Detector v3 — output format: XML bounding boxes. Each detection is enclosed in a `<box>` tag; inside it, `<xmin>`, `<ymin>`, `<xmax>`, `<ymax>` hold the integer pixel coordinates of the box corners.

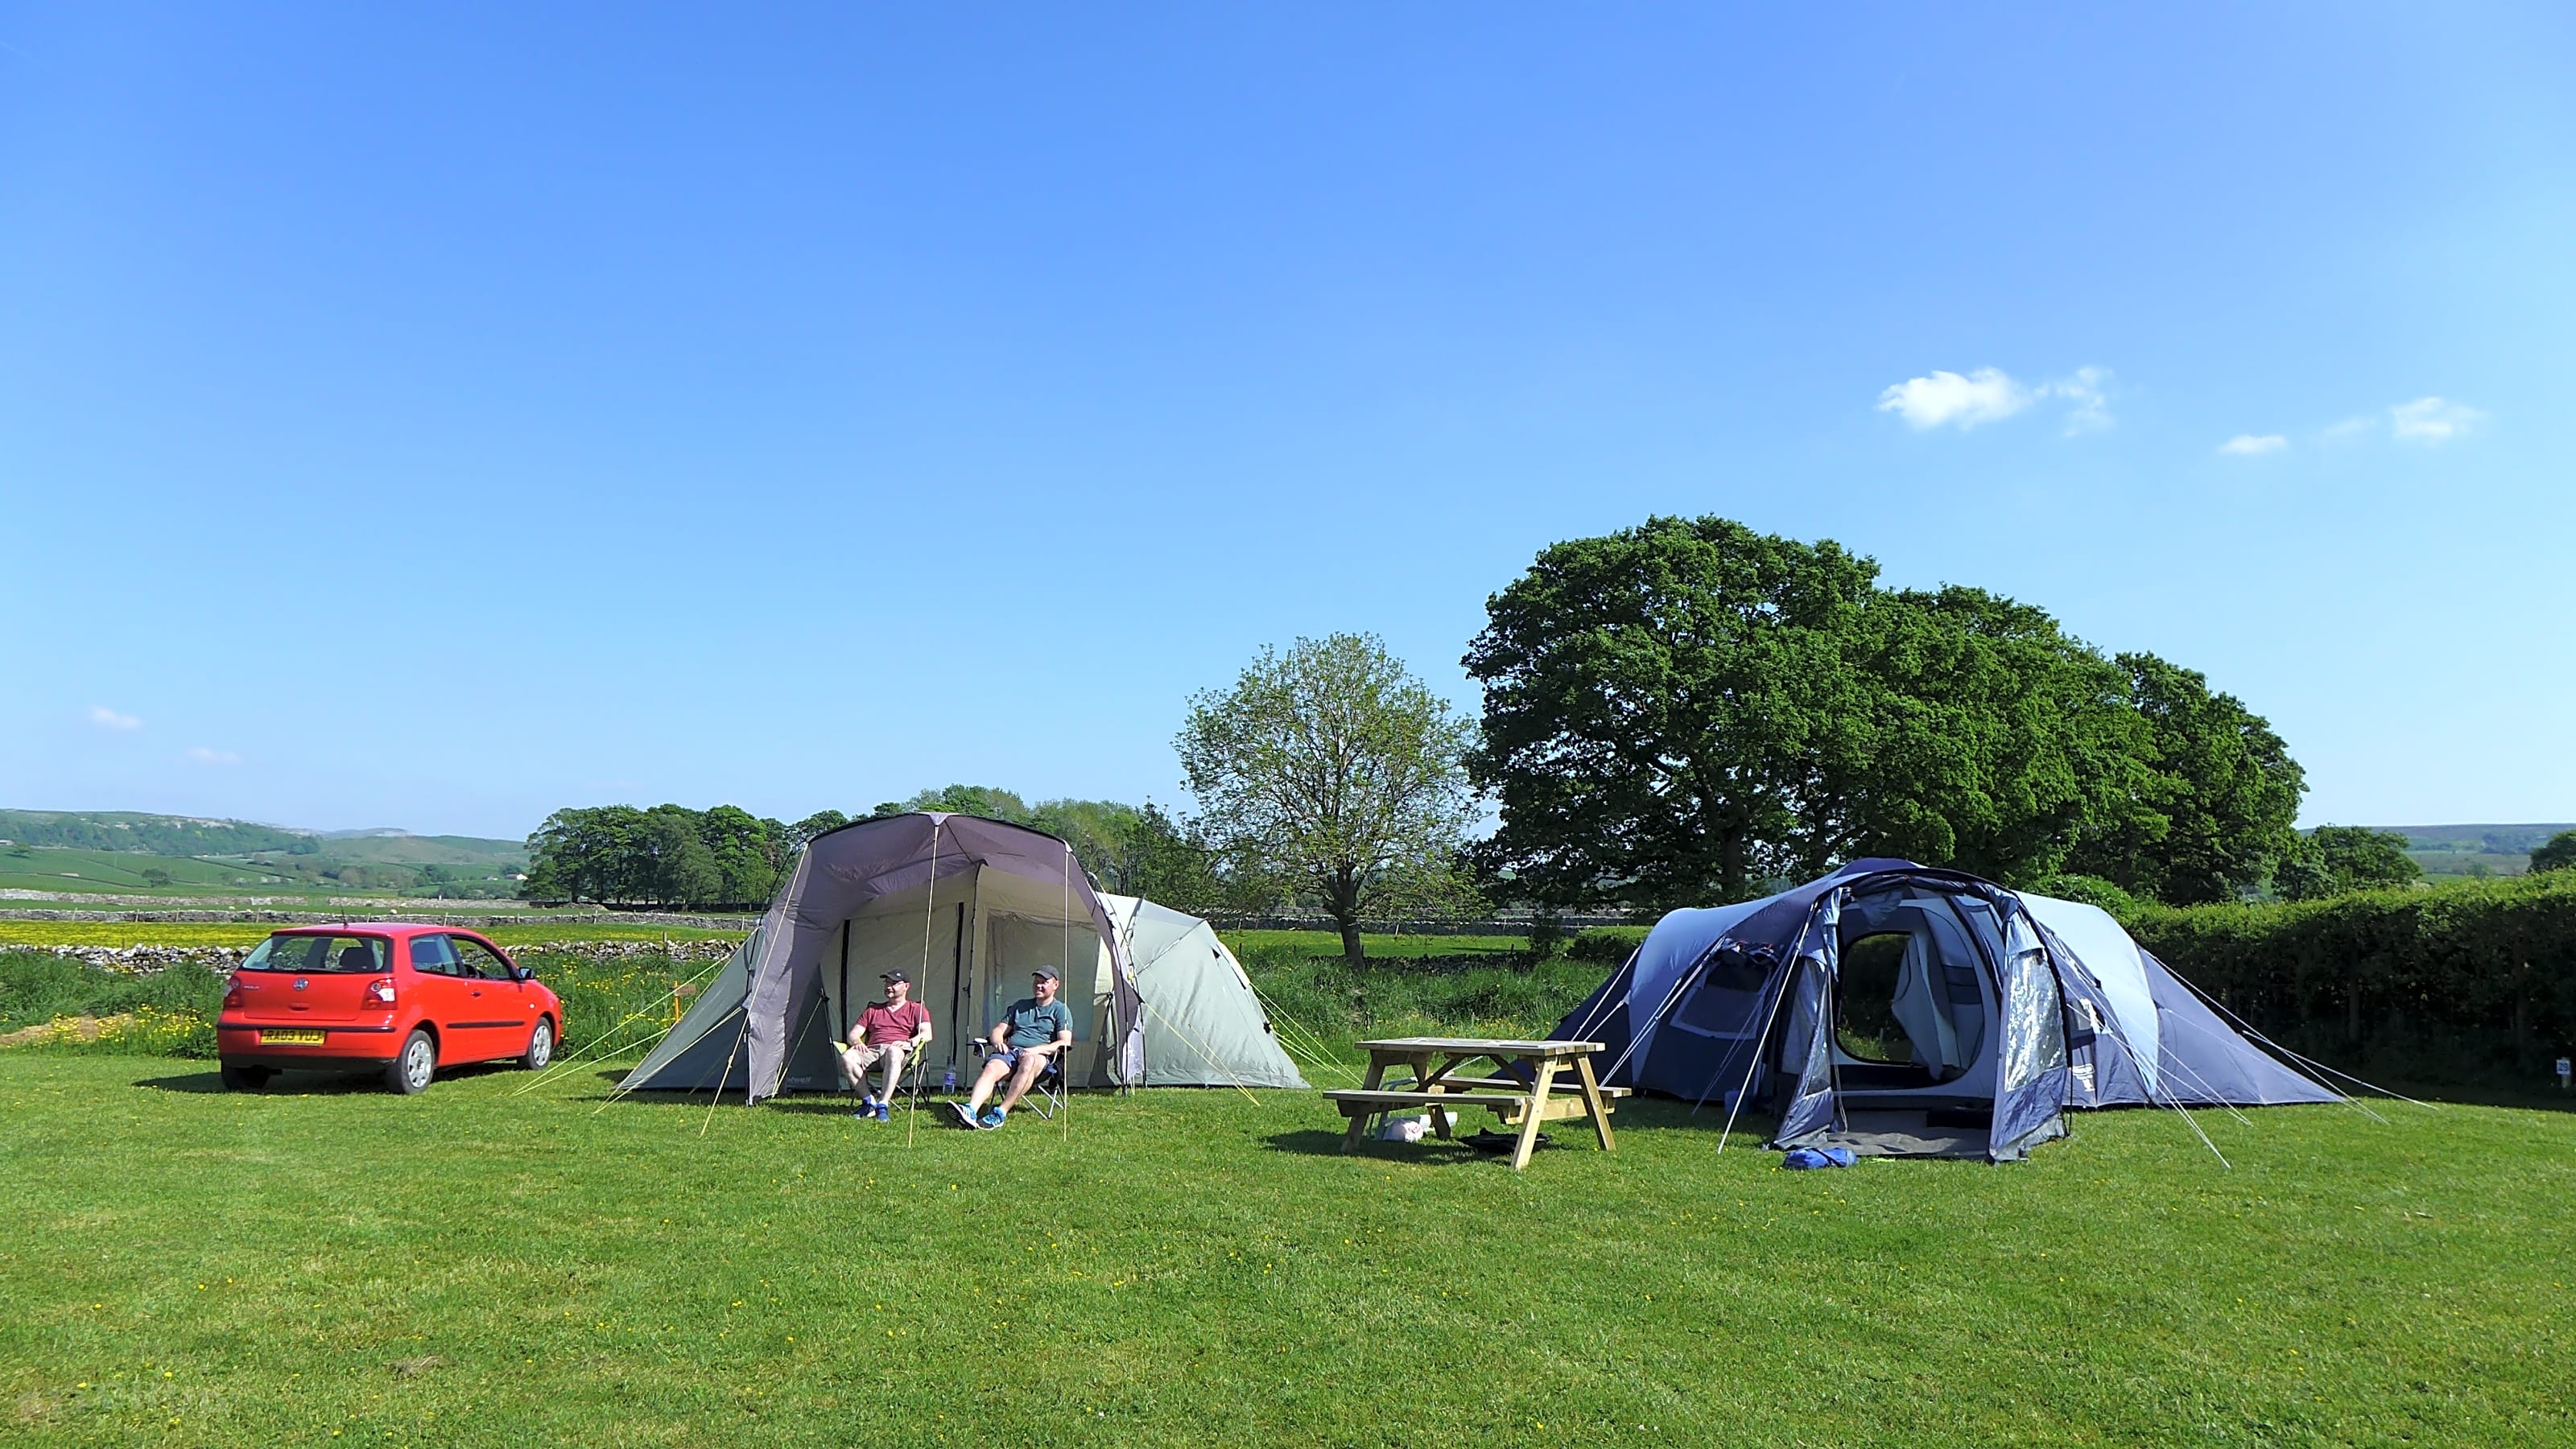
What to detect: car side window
<box><xmin>408</xmin><ymin>935</ymin><xmax>461</xmax><ymax>976</ymax></box>
<box><xmin>453</xmin><ymin>938</ymin><xmax>512</xmax><ymax>980</ymax></box>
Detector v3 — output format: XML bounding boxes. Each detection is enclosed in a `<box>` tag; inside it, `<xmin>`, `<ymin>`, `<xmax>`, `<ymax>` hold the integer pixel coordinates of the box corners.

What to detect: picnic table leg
<box><xmin>1575</xmin><ymin>1055</ymin><xmax>1616</xmax><ymax>1153</ymax></box>
<box><xmin>1509</xmin><ymin>1060</ymin><xmax>1558</xmax><ymax>1170</ymax></box>
<box><xmin>1419</xmin><ymin>1054</ymin><xmax>1455</xmax><ymax>1139</ymax></box>
<box><xmin>1340</xmin><ymin>1056</ymin><xmax>1389</xmax><ymax>1153</ymax></box>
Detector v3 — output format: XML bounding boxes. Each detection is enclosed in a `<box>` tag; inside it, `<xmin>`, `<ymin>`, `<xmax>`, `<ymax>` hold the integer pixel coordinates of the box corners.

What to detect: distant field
<box><xmin>2386</xmin><ymin>822</ymin><xmax>2575</xmax><ymax>878</ymax></box>
<box><xmin>0</xmin><ymin>920</ymin><xmax>749</xmax><ymax>950</ymax></box>
<box><xmin>0</xmin><ymin>846</ymin><xmax>312</xmax><ymax>895</ymax></box>
<box><xmin>1219</xmin><ymin>929</ymin><xmax>1525</xmax><ymax>960</ymax></box>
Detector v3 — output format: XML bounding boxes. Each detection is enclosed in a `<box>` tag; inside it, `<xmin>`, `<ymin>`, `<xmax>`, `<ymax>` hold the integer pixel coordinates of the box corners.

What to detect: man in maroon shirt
<box><xmin>840</xmin><ymin>970</ymin><xmax>933</xmax><ymax>1121</ymax></box>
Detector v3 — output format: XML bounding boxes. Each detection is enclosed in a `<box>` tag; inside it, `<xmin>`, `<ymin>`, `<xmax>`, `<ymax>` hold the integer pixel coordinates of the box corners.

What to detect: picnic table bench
<box><xmin>1323</xmin><ymin>1037</ymin><xmax>1622</xmax><ymax>1170</ymax></box>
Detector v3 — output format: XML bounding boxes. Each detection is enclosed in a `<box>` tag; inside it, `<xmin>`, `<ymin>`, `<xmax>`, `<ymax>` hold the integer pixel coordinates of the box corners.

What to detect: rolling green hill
<box><xmin>0</xmin><ymin>809</ymin><xmax>526</xmax><ymax>900</ymax></box>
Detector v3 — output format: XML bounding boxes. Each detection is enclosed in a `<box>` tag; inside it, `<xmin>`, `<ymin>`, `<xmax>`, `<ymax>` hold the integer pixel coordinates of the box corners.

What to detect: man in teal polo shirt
<box><xmin>951</xmin><ymin>967</ymin><xmax>1075</xmax><ymax>1130</ymax></box>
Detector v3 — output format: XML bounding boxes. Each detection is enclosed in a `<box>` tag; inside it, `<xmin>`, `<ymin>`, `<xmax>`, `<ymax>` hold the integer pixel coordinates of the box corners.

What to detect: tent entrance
<box><xmin>1827</xmin><ymin>891</ymin><xmax>2003</xmax><ymax>1104</ymax></box>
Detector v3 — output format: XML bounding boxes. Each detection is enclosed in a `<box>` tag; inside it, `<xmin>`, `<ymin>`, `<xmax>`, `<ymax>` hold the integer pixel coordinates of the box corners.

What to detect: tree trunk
<box><xmin>1720</xmin><ymin>829</ymin><xmax>1746</xmax><ymax>899</ymax></box>
<box><xmin>1327</xmin><ymin>868</ymin><xmax>1367</xmax><ymax>966</ymax></box>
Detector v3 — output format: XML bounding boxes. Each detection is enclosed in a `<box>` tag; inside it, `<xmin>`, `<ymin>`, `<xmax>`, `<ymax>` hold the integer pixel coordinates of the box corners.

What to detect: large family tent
<box><xmin>619</xmin><ymin>814</ymin><xmax>1307</xmax><ymax>1097</ymax></box>
<box><xmin>622</xmin><ymin>813</ymin><xmax>1140</xmax><ymax>1099</ymax></box>
<box><xmin>1100</xmin><ymin>894</ymin><xmax>1307</xmax><ymax>1090</ymax></box>
<box><xmin>1551</xmin><ymin>858</ymin><xmax>2338</xmax><ymax>1160</ymax></box>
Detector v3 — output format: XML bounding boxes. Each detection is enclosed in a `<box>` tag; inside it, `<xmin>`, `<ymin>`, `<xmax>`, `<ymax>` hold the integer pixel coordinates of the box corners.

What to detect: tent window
<box><xmin>1835</xmin><ymin>932</ymin><xmax>1917</xmax><ymax>1064</ymax></box>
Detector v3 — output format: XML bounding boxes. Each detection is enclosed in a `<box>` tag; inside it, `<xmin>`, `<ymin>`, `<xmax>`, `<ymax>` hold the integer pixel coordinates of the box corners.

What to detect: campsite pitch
<box><xmin>2</xmin><ymin>1056</ymin><xmax>2569</xmax><ymax>1447</ymax></box>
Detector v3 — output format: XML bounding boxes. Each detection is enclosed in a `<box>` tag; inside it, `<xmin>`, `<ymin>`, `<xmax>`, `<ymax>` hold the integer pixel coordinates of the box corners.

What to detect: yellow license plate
<box><xmin>258</xmin><ymin>1029</ymin><xmax>326</xmax><ymax>1045</ymax></box>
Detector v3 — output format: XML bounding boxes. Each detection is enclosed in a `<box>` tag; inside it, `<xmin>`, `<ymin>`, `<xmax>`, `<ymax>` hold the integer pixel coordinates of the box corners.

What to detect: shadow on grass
<box><xmin>1259</xmin><ymin>1127</ymin><xmax>1504</xmax><ymax>1166</ymax></box>
<box><xmin>133</xmin><ymin>1061</ymin><xmax>524</xmax><ymax>1096</ymax></box>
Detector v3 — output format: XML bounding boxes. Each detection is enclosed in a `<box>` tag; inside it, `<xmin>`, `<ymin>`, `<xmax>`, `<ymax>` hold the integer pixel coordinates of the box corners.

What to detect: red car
<box><xmin>217</xmin><ymin>924</ymin><xmax>563</xmax><ymax>1093</ymax></box>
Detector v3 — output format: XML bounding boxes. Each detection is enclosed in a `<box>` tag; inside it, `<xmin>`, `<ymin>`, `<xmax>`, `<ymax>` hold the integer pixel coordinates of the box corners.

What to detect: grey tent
<box><xmin>622</xmin><ymin>813</ymin><xmax>1141</xmax><ymax>1098</ymax></box>
<box><xmin>1100</xmin><ymin>893</ymin><xmax>1307</xmax><ymax>1089</ymax></box>
<box><xmin>621</xmin><ymin>815</ymin><xmax>1307</xmax><ymax>1096</ymax></box>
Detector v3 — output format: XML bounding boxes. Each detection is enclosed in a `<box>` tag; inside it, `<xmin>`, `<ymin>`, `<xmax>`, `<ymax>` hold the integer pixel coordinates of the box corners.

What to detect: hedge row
<box><xmin>1567</xmin><ymin>926</ymin><xmax>1650</xmax><ymax>964</ymax></box>
<box><xmin>2124</xmin><ymin>872</ymin><xmax>2576</xmax><ymax>1084</ymax></box>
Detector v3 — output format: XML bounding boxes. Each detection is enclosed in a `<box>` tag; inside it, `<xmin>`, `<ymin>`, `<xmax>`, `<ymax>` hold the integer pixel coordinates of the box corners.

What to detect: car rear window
<box><xmin>241</xmin><ymin>934</ymin><xmax>389</xmax><ymax>974</ymax></box>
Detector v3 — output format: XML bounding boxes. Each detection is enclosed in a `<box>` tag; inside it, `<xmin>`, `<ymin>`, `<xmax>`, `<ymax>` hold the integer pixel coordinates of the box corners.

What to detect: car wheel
<box><xmin>519</xmin><ymin>1018</ymin><xmax>555</xmax><ymax>1071</ymax></box>
<box><xmin>386</xmin><ymin>1030</ymin><xmax>437</xmax><ymax>1095</ymax></box>
<box><xmin>220</xmin><ymin>1064</ymin><xmax>272</xmax><ymax>1091</ymax></box>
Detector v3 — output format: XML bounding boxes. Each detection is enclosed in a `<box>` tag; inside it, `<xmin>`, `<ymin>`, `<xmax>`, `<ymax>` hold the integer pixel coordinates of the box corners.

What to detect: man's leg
<box><xmin>875</xmin><ymin>1042</ymin><xmax>910</xmax><ymax>1104</ymax></box>
<box><xmin>839</xmin><ymin>1043</ymin><xmax>878</xmax><ymax>1094</ymax></box>
<box><xmin>996</xmin><ymin>1050</ymin><xmax>1051</xmax><ymax>1113</ymax></box>
<box><xmin>964</xmin><ymin>1054</ymin><xmax>1014</xmax><ymax>1113</ymax></box>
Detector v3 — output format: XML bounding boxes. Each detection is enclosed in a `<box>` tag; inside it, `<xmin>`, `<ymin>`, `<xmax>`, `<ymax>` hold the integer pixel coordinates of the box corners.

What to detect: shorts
<box><xmin>842</xmin><ymin>1039</ymin><xmax>910</xmax><ymax>1073</ymax></box>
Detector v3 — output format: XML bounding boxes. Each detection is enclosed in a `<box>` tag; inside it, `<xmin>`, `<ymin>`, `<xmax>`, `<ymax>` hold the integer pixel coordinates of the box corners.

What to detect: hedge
<box><xmin>1567</xmin><ymin>926</ymin><xmax>1649</xmax><ymax>964</ymax></box>
<box><xmin>2126</xmin><ymin>872</ymin><xmax>2576</xmax><ymax>1088</ymax></box>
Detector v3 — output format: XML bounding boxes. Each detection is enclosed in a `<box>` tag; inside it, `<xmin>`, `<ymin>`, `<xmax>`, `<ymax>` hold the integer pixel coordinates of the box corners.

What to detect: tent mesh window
<box><xmin>1835</xmin><ymin>932</ymin><xmax>1918</xmax><ymax>1065</ymax></box>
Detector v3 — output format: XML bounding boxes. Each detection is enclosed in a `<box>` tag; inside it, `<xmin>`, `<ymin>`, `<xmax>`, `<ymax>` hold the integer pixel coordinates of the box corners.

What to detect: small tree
<box><xmin>1179</xmin><ymin>634</ymin><xmax>1479</xmax><ymax>964</ymax></box>
<box><xmin>2277</xmin><ymin>825</ymin><xmax>2421</xmax><ymax>900</ymax></box>
<box><xmin>2529</xmin><ymin>830</ymin><xmax>2576</xmax><ymax>875</ymax></box>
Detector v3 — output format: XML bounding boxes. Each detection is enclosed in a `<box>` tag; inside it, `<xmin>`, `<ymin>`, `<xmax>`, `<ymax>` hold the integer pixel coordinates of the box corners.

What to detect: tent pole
<box><xmin>1062</xmin><ymin>842</ymin><xmax>1073</xmax><ymax>1143</ymax></box>
<box><xmin>700</xmin><ymin>1013</ymin><xmax>749</xmax><ymax>1137</ymax></box>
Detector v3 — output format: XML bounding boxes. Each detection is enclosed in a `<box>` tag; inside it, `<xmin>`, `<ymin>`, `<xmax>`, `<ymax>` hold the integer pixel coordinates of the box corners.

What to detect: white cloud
<box><xmin>185</xmin><ymin>747</ymin><xmax>242</xmax><ymax>766</ymax></box>
<box><xmin>1877</xmin><ymin>365</ymin><xmax>2112</xmax><ymax>432</ymax></box>
<box><xmin>1876</xmin><ymin>368</ymin><xmax>2031</xmax><ymax>429</ymax></box>
<box><xmin>87</xmin><ymin>705</ymin><xmax>141</xmax><ymax>731</ymax></box>
<box><xmin>2219</xmin><ymin>434</ymin><xmax>2287</xmax><ymax>456</ymax></box>
<box><xmin>2390</xmin><ymin>396</ymin><xmax>2483</xmax><ymax>444</ymax></box>
<box><xmin>2041</xmin><ymin>365</ymin><xmax>2113</xmax><ymax>433</ymax></box>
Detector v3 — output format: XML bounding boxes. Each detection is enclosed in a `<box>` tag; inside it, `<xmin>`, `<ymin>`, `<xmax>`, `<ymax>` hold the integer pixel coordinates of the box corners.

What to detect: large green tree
<box><xmin>1467</xmin><ymin>515</ymin><xmax>2299</xmax><ymax>907</ymax></box>
<box><xmin>2062</xmin><ymin>653</ymin><xmax>2306</xmax><ymax>903</ymax></box>
<box><xmin>1179</xmin><ymin>634</ymin><xmax>1479</xmax><ymax>964</ymax></box>
<box><xmin>1465</xmin><ymin>517</ymin><xmax>1876</xmax><ymax>906</ymax></box>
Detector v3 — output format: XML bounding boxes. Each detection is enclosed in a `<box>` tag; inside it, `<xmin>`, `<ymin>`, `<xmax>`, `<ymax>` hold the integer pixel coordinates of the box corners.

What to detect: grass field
<box><xmin>0</xmin><ymin>922</ymin><xmax>748</xmax><ymax>951</ymax></box>
<box><xmin>1</xmin><ymin>1054</ymin><xmax>2570</xmax><ymax>1447</ymax></box>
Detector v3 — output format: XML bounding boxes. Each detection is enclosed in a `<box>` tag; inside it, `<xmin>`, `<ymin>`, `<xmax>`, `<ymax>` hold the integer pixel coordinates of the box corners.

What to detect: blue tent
<box><xmin>1552</xmin><ymin>860</ymin><xmax>2336</xmax><ymax>1160</ymax></box>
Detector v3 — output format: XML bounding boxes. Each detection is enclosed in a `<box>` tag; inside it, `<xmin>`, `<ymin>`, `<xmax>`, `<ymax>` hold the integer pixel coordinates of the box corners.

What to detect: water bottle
<box><xmin>941</xmin><ymin>1066</ymin><xmax>957</xmax><ymax>1093</ymax></box>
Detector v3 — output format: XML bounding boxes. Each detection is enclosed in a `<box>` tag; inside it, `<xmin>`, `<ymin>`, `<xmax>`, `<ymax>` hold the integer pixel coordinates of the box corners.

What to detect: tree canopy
<box><xmin>1467</xmin><ymin>515</ymin><xmax>2308</xmax><ymax>907</ymax></box>
<box><xmin>2530</xmin><ymin>830</ymin><xmax>2576</xmax><ymax>875</ymax></box>
<box><xmin>2062</xmin><ymin>653</ymin><xmax>2306</xmax><ymax>904</ymax></box>
<box><xmin>1179</xmin><ymin>633</ymin><xmax>1479</xmax><ymax>963</ymax></box>
<box><xmin>2276</xmin><ymin>825</ymin><xmax>2423</xmax><ymax>900</ymax></box>
<box><xmin>520</xmin><ymin>803</ymin><xmax>791</xmax><ymax>910</ymax></box>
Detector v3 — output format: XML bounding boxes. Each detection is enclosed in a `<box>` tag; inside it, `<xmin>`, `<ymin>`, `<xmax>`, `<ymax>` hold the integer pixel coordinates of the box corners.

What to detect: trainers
<box><xmin>873</xmin><ymin>1102</ymin><xmax>891</xmax><ymax>1122</ymax></box>
<box><xmin>947</xmin><ymin>1101</ymin><xmax>980</xmax><ymax>1129</ymax></box>
<box><xmin>978</xmin><ymin>1108</ymin><xmax>1007</xmax><ymax>1130</ymax></box>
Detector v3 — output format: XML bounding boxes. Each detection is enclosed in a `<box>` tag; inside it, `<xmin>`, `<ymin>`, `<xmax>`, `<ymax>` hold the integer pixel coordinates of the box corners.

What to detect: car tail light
<box><xmin>365</xmin><ymin>976</ymin><xmax>397</xmax><ymax>1008</ymax></box>
<box><xmin>222</xmin><ymin>977</ymin><xmax>242</xmax><ymax>1009</ymax></box>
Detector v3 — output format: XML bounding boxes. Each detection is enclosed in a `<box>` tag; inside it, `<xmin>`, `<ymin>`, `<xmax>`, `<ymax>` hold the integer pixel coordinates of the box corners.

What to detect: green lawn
<box><xmin>2</xmin><ymin>1055</ymin><xmax>2569</xmax><ymax>1447</ymax></box>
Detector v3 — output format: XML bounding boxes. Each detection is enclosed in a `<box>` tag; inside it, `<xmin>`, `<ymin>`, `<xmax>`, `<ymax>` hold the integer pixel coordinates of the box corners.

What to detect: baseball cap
<box><xmin>881</xmin><ymin>969</ymin><xmax>910</xmax><ymax>985</ymax></box>
<box><xmin>1031</xmin><ymin>965</ymin><xmax>1060</xmax><ymax>982</ymax></box>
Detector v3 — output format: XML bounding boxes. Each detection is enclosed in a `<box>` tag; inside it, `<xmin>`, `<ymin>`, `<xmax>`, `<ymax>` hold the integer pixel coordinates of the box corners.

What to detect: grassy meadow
<box><xmin>6</xmin><ymin>924</ymin><xmax>2570</xmax><ymax>1444</ymax></box>
<box><xmin>2</xmin><ymin>1052</ymin><xmax>2570</xmax><ymax>1447</ymax></box>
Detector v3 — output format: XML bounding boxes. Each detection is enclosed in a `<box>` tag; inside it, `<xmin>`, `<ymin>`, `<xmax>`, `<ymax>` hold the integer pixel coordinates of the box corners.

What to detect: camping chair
<box><xmin>840</xmin><ymin>1038</ymin><xmax>934</xmax><ymax>1116</ymax></box>
<box><xmin>968</xmin><ymin>1038</ymin><xmax>1067</xmax><ymax>1121</ymax></box>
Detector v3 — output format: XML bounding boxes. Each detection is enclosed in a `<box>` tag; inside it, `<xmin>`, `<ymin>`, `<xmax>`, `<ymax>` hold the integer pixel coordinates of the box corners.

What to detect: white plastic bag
<box><xmin>1377</xmin><ymin>1109</ymin><xmax>1455</xmax><ymax>1142</ymax></box>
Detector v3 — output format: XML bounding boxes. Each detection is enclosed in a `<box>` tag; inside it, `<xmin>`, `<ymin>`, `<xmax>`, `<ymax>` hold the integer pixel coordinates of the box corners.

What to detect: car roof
<box><xmin>270</xmin><ymin>923</ymin><xmax>494</xmax><ymax>936</ymax></box>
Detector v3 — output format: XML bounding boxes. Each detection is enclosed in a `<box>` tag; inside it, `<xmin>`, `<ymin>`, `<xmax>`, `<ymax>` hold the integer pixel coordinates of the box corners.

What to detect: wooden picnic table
<box><xmin>1323</xmin><ymin>1037</ymin><xmax>1622</xmax><ymax>1170</ymax></box>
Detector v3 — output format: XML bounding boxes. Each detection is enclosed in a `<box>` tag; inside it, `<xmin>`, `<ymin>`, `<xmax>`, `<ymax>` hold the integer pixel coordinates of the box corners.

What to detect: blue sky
<box><xmin>4</xmin><ymin>5</ymin><xmax>2571</xmax><ymax>839</ymax></box>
